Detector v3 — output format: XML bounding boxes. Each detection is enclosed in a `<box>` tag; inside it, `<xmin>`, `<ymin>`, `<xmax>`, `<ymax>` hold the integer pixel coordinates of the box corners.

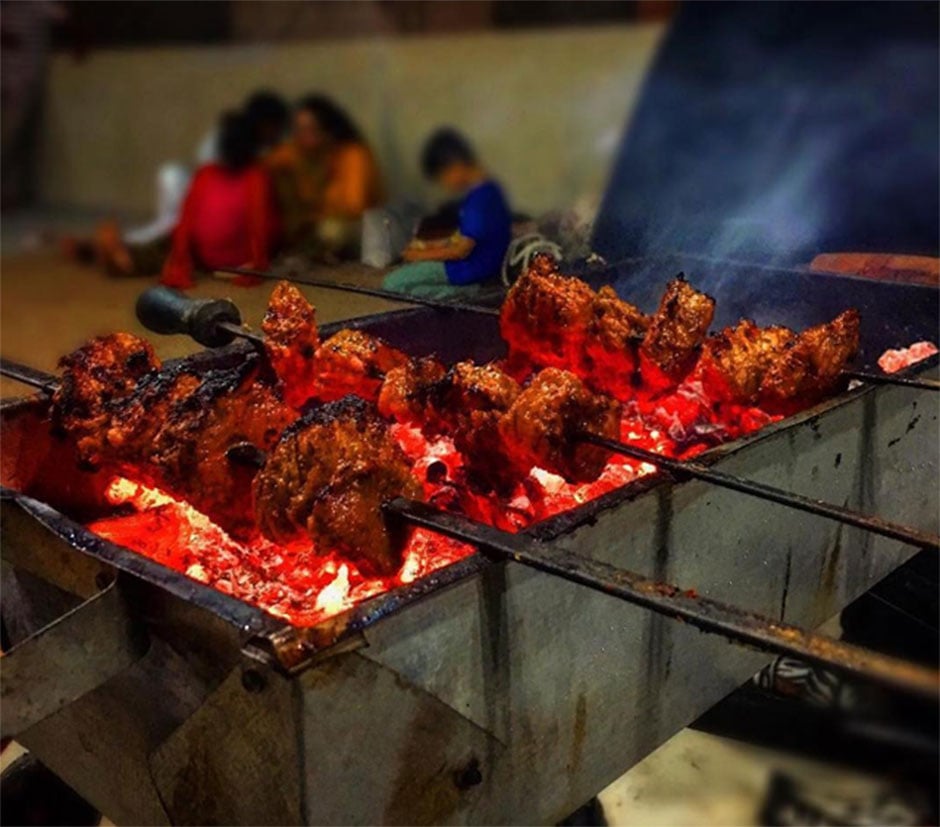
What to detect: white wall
<box><xmin>39</xmin><ymin>24</ymin><xmax>664</xmax><ymax>215</ymax></box>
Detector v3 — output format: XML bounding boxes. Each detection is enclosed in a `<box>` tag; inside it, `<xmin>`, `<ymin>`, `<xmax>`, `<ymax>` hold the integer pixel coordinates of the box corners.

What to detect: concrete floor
<box><xmin>0</xmin><ymin>229</ymin><xmax>897</xmax><ymax>826</ymax></box>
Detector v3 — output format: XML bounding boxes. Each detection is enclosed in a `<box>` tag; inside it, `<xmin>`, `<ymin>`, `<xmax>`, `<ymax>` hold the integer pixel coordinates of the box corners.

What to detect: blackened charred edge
<box><xmin>287</xmin><ymin>394</ymin><xmax>379</xmax><ymax>437</ymax></box>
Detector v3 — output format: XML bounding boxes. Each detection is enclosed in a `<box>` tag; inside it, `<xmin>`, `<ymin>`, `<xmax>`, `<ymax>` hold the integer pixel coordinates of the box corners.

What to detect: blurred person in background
<box><xmin>266</xmin><ymin>94</ymin><xmax>384</xmax><ymax>261</ymax></box>
<box><xmin>383</xmin><ymin>128</ymin><xmax>511</xmax><ymax>299</ymax></box>
<box><xmin>158</xmin><ymin>111</ymin><xmax>278</xmax><ymax>288</ymax></box>
<box><xmin>62</xmin><ymin>90</ymin><xmax>288</xmax><ymax>274</ymax></box>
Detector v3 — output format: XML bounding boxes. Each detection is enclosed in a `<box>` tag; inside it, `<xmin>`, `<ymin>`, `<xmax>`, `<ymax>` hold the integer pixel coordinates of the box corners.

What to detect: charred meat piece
<box><xmin>500</xmin><ymin>254</ymin><xmax>595</xmax><ymax>373</ymax></box>
<box><xmin>639</xmin><ymin>277</ymin><xmax>715</xmax><ymax>394</ymax></box>
<box><xmin>698</xmin><ymin>320</ymin><xmax>797</xmax><ymax>405</ymax></box>
<box><xmin>253</xmin><ymin>397</ymin><xmax>422</xmax><ymax>575</ymax></box>
<box><xmin>261</xmin><ymin>281</ymin><xmax>319</xmax><ymax>408</ymax></box>
<box><xmin>313</xmin><ymin>329</ymin><xmax>410</xmax><ymax>403</ymax></box>
<box><xmin>760</xmin><ymin>309</ymin><xmax>860</xmax><ymax>412</ymax></box>
<box><xmin>432</xmin><ymin>361</ymin><xmax>522</xmax><ymax>493</ymax></box>
<box><xmin>148</xmin><ymin>362</ymin><xmax>294</xmax><ymax>538</ymax></box>
<box><xmin>583</xmin><ymin>285</ymin><xmax>649</xmax><ymax>400</ymax></box>
<box><xmin>500</xmin><ymin>368</ymin><xmax>621</xmax><ymax>483</ymax></box>
<box><xmin>377</xmin><ymin>356</ymin><xmax>447</xmax><ymax>425</ymax></box>
<box><xmin>52</xmin><ymin>333</ymin><xmax>161</xmax><ymax>465</ymax></box>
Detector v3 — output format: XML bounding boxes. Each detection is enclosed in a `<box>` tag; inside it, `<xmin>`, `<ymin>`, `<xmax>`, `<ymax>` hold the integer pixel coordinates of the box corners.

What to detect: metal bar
<box><xmin>386</xmin><ymin>498</ymin><xmax>939</xmax><ymax>700</ymax></box>
<box><xmin>216</xmin><ymin>320</ymin><xmax>267</xmax><ymax>349</ymax></box>
<box><xmin>215</xmin><ymin>266</ymin><xmax>501</xmax><ymax>316</ymax></box>
<box><xmin>581</xmin><ymin>433</ymin><xmax>940</xmax><ymax>551</ymax></box>
<box><xmin>0</xmin><ymin>358</ymin><xmax>58</xmax><ymax>394</ymax></box>
<box><xmin>843</xmin><ymin>368</ymin><xmax>939</xmax><ymax>392</ymax></box>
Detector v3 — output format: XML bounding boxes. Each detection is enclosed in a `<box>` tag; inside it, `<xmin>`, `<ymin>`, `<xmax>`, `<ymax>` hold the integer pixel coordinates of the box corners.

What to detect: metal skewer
<box><xmin>0</xmin><ymin>358</ymin><xmax>59</xmax><ymax>395</ymax></box>
<box><xmin>216</xmin><ymin>265</ymin><xmax>501</xmax><ymax>316</ymax></box>
<box><xmin>580</xmin><ymin>432</ymin><xmax>940</xmax><ymax>551</ymax></box>
<box><xmin>387</xmin><ymin>498</ymin><xmax>940</xmax><ymax>700</ymax></box>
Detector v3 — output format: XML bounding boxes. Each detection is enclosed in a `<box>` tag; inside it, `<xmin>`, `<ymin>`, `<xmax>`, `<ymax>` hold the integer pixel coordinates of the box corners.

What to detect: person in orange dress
<box><xmin>266</xmin><ymin>95</ymin><xmax>383</xmax><ymax>259</ymax></box>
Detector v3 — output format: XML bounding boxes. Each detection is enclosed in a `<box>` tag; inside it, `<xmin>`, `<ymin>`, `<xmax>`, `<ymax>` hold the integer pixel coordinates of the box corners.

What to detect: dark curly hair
<box><xmin>297</xmin><ymin>95</ymin><xmax>362</xmax><ymax>143</ymax></box>
<box><xmin>421</xmin><ymin>128</ymin><xmax>476</xmax><ymax>179</ymax></box>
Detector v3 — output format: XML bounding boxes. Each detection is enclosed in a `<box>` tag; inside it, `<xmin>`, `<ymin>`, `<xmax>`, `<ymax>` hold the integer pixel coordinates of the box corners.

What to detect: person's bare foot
<box><xmin>94</xmin><ymin>220</ymin><xmax>134</xmax><ymax>275</ymax></box>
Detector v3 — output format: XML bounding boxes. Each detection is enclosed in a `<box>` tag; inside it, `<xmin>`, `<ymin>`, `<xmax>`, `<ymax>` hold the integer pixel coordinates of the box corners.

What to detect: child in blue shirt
<box><xmin>383</xmin><ymin>129</ymin><xmax>511</xmax><ymax>299</ymax></box>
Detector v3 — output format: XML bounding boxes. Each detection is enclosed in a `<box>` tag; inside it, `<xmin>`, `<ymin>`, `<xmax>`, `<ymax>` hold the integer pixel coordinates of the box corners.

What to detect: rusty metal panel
<box><xmin>346</xmin><ymin>378</ymin><xmax>937</xmax><ymax>824</ymax></box>
<box><xmin>299</xmin><ymin>653</ymin><xmax>504</xmax><ymax>825</ymax></box>
<box><xmin>150</xmin><ymin>667</ymin><xmax>303</xmax><ymax>826</ymax></box>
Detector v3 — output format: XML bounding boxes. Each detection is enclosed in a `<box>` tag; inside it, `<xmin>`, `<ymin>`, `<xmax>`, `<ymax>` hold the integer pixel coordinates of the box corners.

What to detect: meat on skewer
<box><xmin>697</xmin><ymin>311</ymin><xmax>861</xmax><ymax>412</ymax></box>
<box><xmin>500</xmin><ymin>367</ymin><xmax>621</xmax><ymax>483</ymax></box>
<box><xmin>639</xmin><ymin>276</ymin><xmax>715</xmax><ymax>395</ymax></box>
<box><xmin>500</xmin><ymin>253</ymin><xmax>595</xmax><ymax>374</ymax></box>
<box><xmin>759</xmin><ymin>309</ymin><xmax>860</xmax><ymax>412</ymax></box>
<box><xmin>377</xmin><ymin>355</ymin><xmax>447</xmax><ymax>425</ymax></box>
<box><xmin>430</xmin><ymin>361</ymin><xmax>522</xmax><ymax>493</ymax></box>
<box><xmin>53</xmin><ymin>333</ymin><xmax>293</xmax><ymax>538</ymax></box>
<box><xmin>698</xmin><ymin>320</ymin><xmax>797</xmax><ymax>405</ymax></box>
<box><xmin>583</xmin><ymin>285</ymin><xmax>649</xmax><ymax>400</ymax></box>
<box><xmin>262</xmin><ymin>281</ymin><xmax>320</xmax><ymax>408</ymax></box>
<box><xmin>313</xmin><ymin>328</ymin><xmax>410</xmax><ymax>403</ymax></box>
<box><xmin>253</xmin><ymin>396</ymin><xmax>423</xmax><ymax>575</ymax></box>
<box><xmin>52</xmin><ymin>332</ymin><xmax>163</xmax><ymax>465</ymax></box>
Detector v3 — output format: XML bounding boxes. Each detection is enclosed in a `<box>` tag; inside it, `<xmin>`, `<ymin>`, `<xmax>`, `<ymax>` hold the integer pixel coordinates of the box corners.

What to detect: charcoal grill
<box><xmin>1</xmin><ymin>252</ymin><xmax>937</xmax><ymax>825</ymax></box>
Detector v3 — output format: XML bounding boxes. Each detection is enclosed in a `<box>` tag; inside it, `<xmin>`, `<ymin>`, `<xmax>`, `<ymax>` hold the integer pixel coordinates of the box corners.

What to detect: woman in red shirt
<box><xmin>162</xmin><ymin>112</ymin><xmax>278</xmax><ymax>288</ymax></box>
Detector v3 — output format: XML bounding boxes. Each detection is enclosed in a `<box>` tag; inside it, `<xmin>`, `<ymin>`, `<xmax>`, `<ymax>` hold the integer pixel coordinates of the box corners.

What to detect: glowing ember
<box><xmin>877</xmin><ymin>341</ymin><xmax>938</xmax><ymax>374</ymax></box>
<box><xmin>86</xmin><ymin>368</ymin><xmax>778</xmax><ymax>627</ymax></box>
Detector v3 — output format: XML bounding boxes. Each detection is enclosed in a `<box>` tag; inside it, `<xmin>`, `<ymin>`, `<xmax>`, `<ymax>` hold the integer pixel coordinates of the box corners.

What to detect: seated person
<box><xmin>161</xmin><ymin>112</ymin><xmax>279</xmax><ymax>289</ymax></box>
<box><xmin>266</xmin><ymin>95</ymin><xmax>384</xmax><ymax>260</ymax></box>
<box><xmin>65</xmin><ymin>90</ymin><xmax>288</xmax><ymax>276</ymax></box>
<box><xmin>383</xmin><ymin>129</ymin><xmax>511</xmax><ymax>299</ymax></box>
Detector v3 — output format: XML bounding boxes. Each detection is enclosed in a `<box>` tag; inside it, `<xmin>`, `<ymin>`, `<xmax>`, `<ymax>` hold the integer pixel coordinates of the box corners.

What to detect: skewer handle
<box><xmin>136</xmin><ymin>287</ymin><xmax>243</xmax><ymax>348</ymax></box>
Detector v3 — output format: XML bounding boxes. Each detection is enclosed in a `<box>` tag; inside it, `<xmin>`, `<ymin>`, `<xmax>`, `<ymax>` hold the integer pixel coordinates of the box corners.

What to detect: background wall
<box><xmin>38</xmin><ymin>23</ymin><xmax>664</xmax><ymax>215</ymax></box>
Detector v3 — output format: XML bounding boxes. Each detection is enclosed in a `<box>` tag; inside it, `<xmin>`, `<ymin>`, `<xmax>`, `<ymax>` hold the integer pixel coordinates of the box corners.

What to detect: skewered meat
<box><xmin>583</xmin><ymin>286</ymin><xmax>649</xmax><ymax>400</ymax></box>
<box><xmin>52</xmin><ymin>333</ymin><xmax>161</xmax><ymax>465</ymax></box>
<box><xmin>698</xmin><ymin>320</ymin><xmax>796</xmax><ymax>405</ymax></box>
<box><xmin>253</xmin><ymin>397</ymin><xmax>422</xmax><ymax>575</ymax></box>
<box><xmin>760</xmin><ymin>309</ymin><xmax>860</xmax><ymax>411</ymax></box>
<box><xmin>148</xmin><ymin>362</ymin><xmax>294</xmax><ymax>538</ymax></box>
<box><xmin>262</xmin><ymin>281</ymin><xmax>319</xmax><ymax>408</ymax></box>
<box><xmin>313</xmin><ymin>329</ymin><xmax>409</xmax><ymax>403</ymax></box>
<box><xmin>432</xmin><ymin>361</ymin><xmax>522</xmax><ymax>493</ymax></box>
<box><xmin>639</xmin><ymin>276</ymin><xmax>715</xmax><ymax>394</ymax></box>
<box><xmin>377</xmin><ymin>356</ymin><xmax>446</xmax><ymax>424</ymax></box>
<box><xmin>500</xmin><ymin>368</ymin><xmax>621</xmax><ymax>482</ymax></box>
<box><xmin>500</xmin><ymin>254</ymin><xmax>594</xmax><ymax>373</ymax></box>
<box><xmin>53</xmin><ymin>334</ymin><xmax>293</xmax><ymax>538</ymax></box>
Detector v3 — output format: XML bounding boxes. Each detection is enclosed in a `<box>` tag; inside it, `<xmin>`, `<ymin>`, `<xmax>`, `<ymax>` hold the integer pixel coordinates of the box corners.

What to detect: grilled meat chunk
<box><xmin>433</xmin><ymin>361</ymin><xmax>522</xmax><ymax>492</ymax></box>
<box><xmin>760</xmin><ymin>309</ymin><xmax>860</xmax><ymax>411</ymax></box>
<box><xmin>253</xmin><ymin>397</ymin><xmax>422</xmax><ymax>575</ymax></box>
<box><xmin>148</xmin><ymin>362</ymin><xmax>294</xmax><ymax>538</ymax></box>
<box><xmin>500</xmin><ymin>254</ymin><xmax>595</xmax><ymax>372</ymax></box>
<box><xmin>639</xmin><ymin>277</ymin><xmax>715</xmax><ymax>394</ymax></box>
<box><xmin>698</xmin><ymin>320</ymin><xmax>797</xmax><ymax>405</ymax></box>
<box><xmin>52</xmin><ymin>333</ymin><xmax>161</xmax><ymax>465</ymax></box>
<box><xmin>583</xmin><ymin>285</ymin><xmax>649</xmax><ymax>400</ymax></box>
<box><xmin>54</xmin><ymin>334</ymin><xmax>293</xmax><ymax>537</ymax></box>
<box><xmin>262</xmin><ymin>281</ymin><xmax>319</xmax><ymax>408</ymax></box>
<box><xmin>314</xmin><ymin>329</ymin><xmax>409</xmax><ymax>403</ymax></box>
<box><xmin>500</xmin><ymin>368</ymin><xmax>621</xmax><ymax>482</ymax></box>
<box><xmin>377</xmin><ymin>356</ymin><xmax>447</xmax><ymax>424</ymax></box>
